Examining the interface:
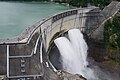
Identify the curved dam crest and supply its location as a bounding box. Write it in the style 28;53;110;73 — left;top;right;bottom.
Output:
0;1;120;80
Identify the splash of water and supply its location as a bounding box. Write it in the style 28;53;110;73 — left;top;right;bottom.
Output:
54;29;97;80
68;29;88;66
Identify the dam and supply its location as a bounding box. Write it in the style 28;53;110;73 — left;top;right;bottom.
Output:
0;1;120;80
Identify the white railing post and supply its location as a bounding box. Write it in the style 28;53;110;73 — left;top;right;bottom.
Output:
40;41;43;63
7;45;9;78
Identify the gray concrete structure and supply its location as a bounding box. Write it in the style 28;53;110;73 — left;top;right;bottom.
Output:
90;1;120;40
0;1;120;79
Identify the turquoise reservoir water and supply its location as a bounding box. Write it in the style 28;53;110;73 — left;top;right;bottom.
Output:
0;2;70;39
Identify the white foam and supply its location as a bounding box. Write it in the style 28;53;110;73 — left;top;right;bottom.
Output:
54;29;97;80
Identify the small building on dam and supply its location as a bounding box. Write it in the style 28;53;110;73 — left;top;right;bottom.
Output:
0;1;120;80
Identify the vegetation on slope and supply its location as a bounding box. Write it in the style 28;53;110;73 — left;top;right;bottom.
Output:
53;0;115;9
104;13;120;64
68;0;110;8
0;0;119;9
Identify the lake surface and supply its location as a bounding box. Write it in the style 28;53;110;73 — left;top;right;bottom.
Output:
0;2;70;39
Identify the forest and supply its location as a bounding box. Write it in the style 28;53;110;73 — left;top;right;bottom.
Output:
0;0;119;9
104;14;120;62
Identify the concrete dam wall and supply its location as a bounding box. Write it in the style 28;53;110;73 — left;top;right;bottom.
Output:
0;1;120;79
